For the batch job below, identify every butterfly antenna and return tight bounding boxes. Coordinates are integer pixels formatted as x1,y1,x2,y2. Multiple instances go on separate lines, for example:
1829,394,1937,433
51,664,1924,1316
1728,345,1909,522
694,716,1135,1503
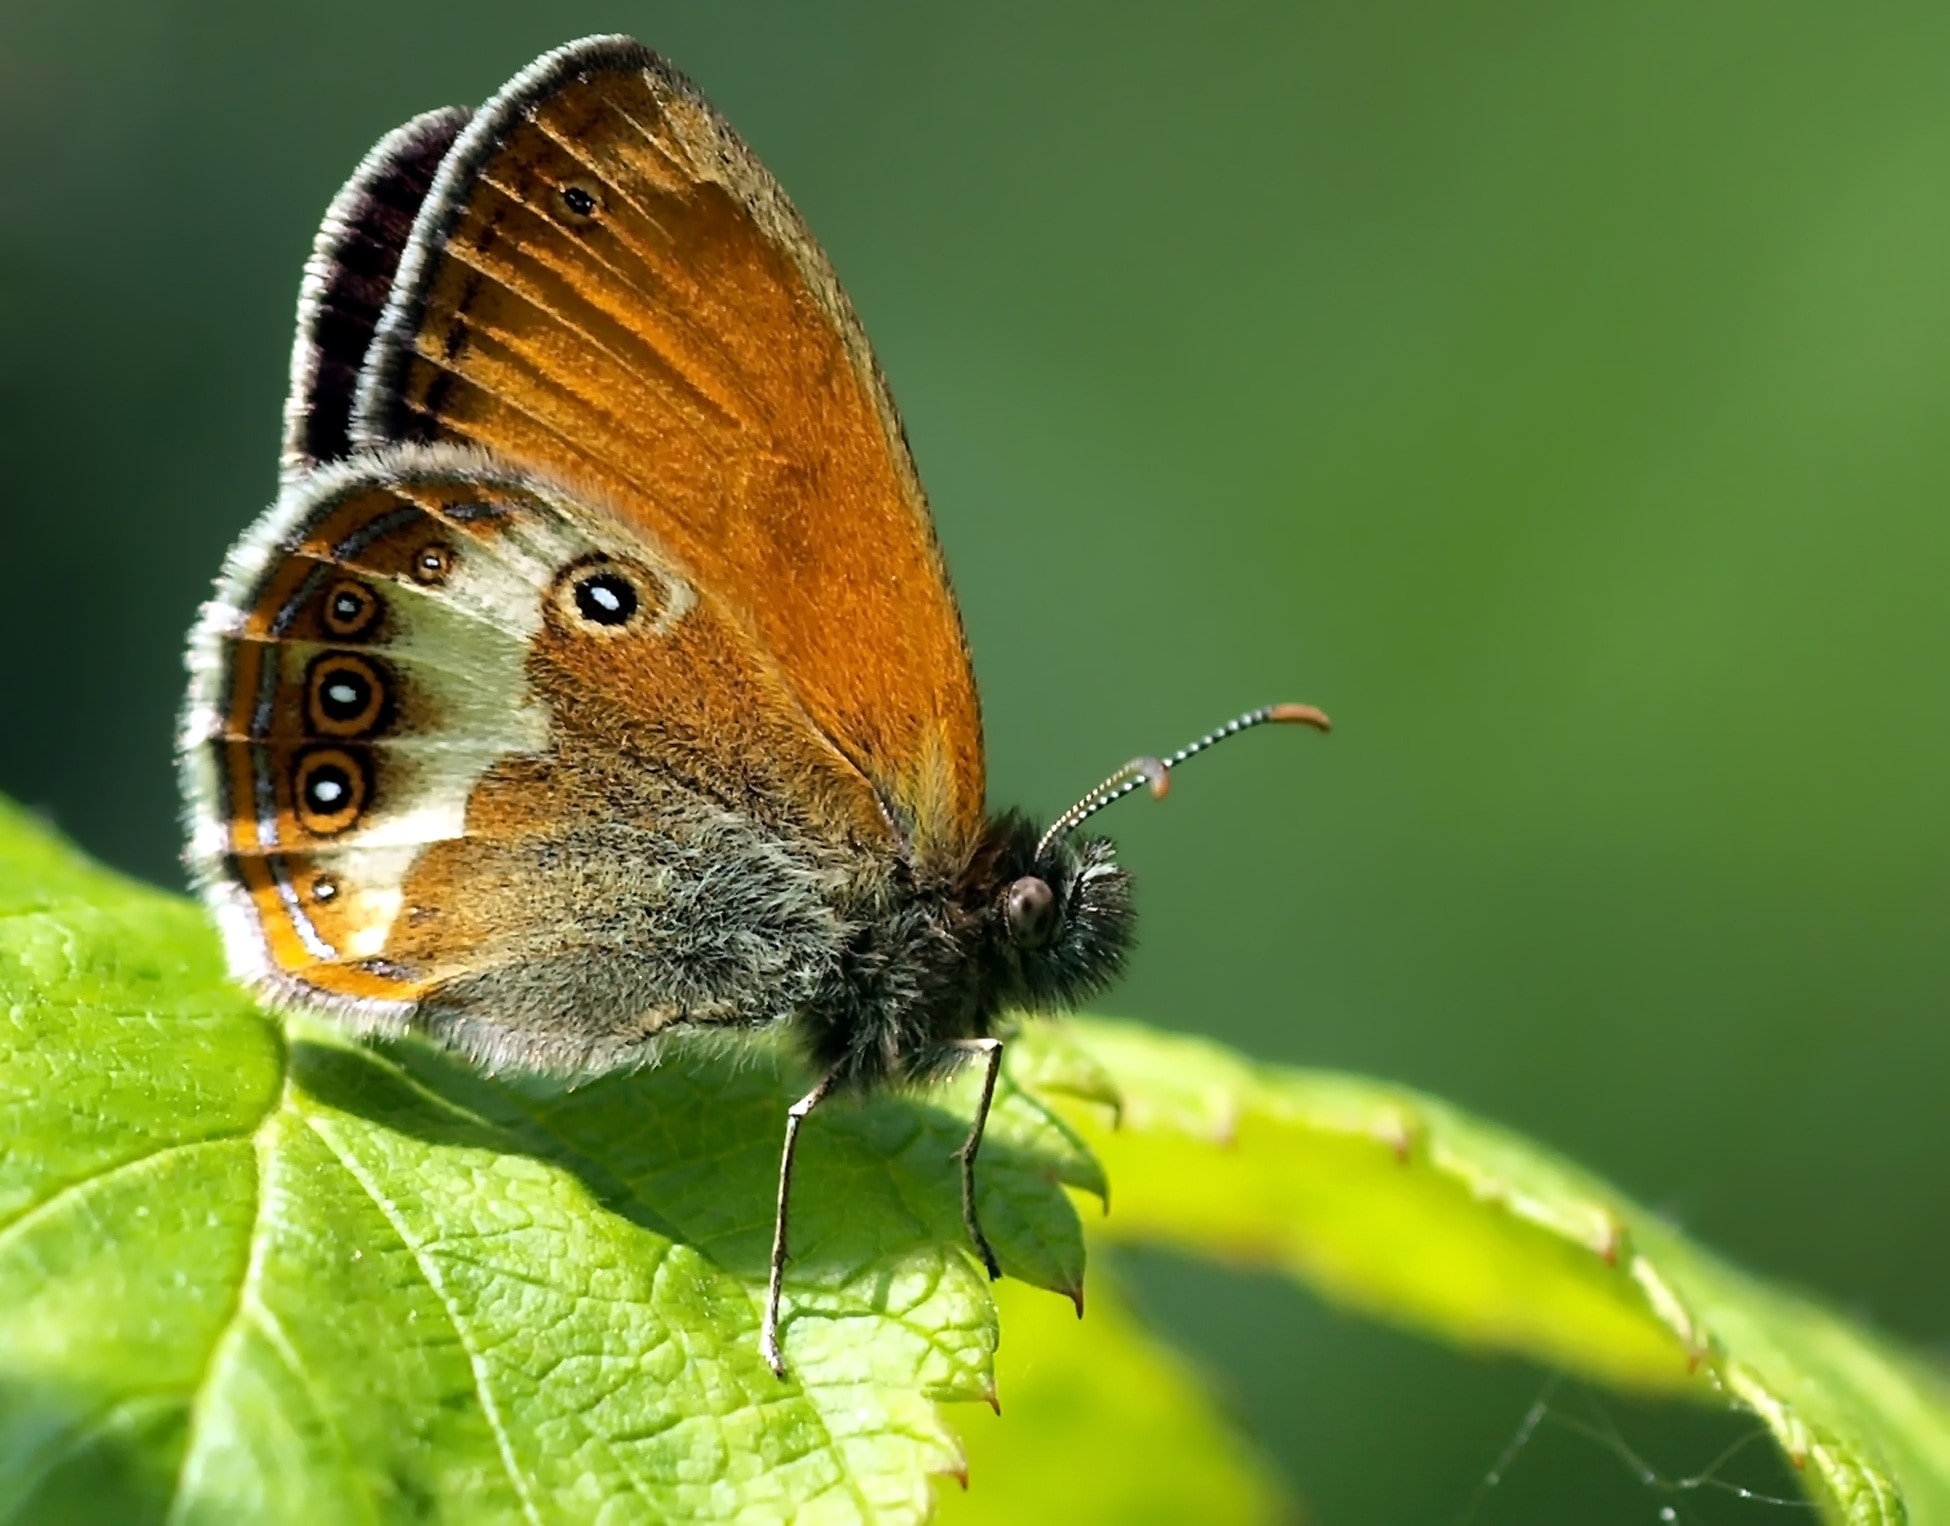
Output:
1035,702,1331,860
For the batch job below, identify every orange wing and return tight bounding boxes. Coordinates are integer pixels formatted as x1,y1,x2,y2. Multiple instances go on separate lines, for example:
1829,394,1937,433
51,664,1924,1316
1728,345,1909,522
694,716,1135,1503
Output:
351,36,984,861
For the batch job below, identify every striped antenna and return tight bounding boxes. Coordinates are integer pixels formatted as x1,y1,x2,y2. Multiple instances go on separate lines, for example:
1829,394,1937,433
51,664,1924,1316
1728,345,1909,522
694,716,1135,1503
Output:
1035,702,1331,860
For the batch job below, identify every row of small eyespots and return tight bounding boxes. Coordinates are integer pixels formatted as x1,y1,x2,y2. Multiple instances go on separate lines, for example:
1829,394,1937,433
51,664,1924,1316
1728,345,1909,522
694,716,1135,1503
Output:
282,553,443,886
288,570,411,835
299,547,457,744
238,529,462,848
307,577,395,743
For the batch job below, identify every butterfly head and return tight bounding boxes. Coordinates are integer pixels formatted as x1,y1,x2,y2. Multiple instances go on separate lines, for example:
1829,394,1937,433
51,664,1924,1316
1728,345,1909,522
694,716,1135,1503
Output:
971,817,1135,1015
970,702,1332,1017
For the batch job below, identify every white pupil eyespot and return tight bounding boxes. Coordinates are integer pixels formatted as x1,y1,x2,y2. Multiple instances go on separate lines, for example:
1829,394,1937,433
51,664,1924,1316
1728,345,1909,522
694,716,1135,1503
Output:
590,585,621,611
313,779,344,804
327,683,358,704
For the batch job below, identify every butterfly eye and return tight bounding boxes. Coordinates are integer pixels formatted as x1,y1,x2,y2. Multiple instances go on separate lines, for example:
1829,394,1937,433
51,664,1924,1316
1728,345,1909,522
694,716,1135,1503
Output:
558,178,603,221
1004,876,1057,950
411,543,455,585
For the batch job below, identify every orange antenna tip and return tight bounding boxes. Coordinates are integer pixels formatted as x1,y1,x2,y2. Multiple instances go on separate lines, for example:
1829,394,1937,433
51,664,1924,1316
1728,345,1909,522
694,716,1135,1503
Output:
1269,702,1332,733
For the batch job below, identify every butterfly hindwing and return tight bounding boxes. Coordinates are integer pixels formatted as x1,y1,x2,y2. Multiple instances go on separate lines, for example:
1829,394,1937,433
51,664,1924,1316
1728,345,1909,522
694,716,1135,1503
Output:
348,36,986,862
181,444,890,1066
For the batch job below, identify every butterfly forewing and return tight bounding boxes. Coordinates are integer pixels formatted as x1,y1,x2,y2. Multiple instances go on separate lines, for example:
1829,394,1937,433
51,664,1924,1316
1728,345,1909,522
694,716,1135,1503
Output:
350,36,985,860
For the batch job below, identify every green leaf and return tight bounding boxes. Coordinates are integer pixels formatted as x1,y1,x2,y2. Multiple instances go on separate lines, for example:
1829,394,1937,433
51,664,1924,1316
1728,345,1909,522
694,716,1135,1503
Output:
1027,1017,1950,1526
936,1265,1289,1526
0,799,1099,1524
11,794,1946,1524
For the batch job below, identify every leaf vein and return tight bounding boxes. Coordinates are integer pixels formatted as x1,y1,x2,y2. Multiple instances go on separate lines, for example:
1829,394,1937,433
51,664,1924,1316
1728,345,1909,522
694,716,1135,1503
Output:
164,1093,286,1526
304,1111,548,1526
0,1133,254,1252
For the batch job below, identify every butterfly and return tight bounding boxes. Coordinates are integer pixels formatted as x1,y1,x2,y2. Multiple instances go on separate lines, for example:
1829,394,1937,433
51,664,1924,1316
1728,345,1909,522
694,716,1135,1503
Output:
177,35,1328,1376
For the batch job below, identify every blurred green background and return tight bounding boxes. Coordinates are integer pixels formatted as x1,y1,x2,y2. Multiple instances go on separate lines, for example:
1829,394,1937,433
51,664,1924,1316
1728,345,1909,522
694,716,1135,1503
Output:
3,2,1946,1520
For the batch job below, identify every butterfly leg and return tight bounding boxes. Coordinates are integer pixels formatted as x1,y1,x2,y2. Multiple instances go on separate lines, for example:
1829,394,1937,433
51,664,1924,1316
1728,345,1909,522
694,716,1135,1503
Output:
762,1066,843,1378
949,1037,1006,1281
